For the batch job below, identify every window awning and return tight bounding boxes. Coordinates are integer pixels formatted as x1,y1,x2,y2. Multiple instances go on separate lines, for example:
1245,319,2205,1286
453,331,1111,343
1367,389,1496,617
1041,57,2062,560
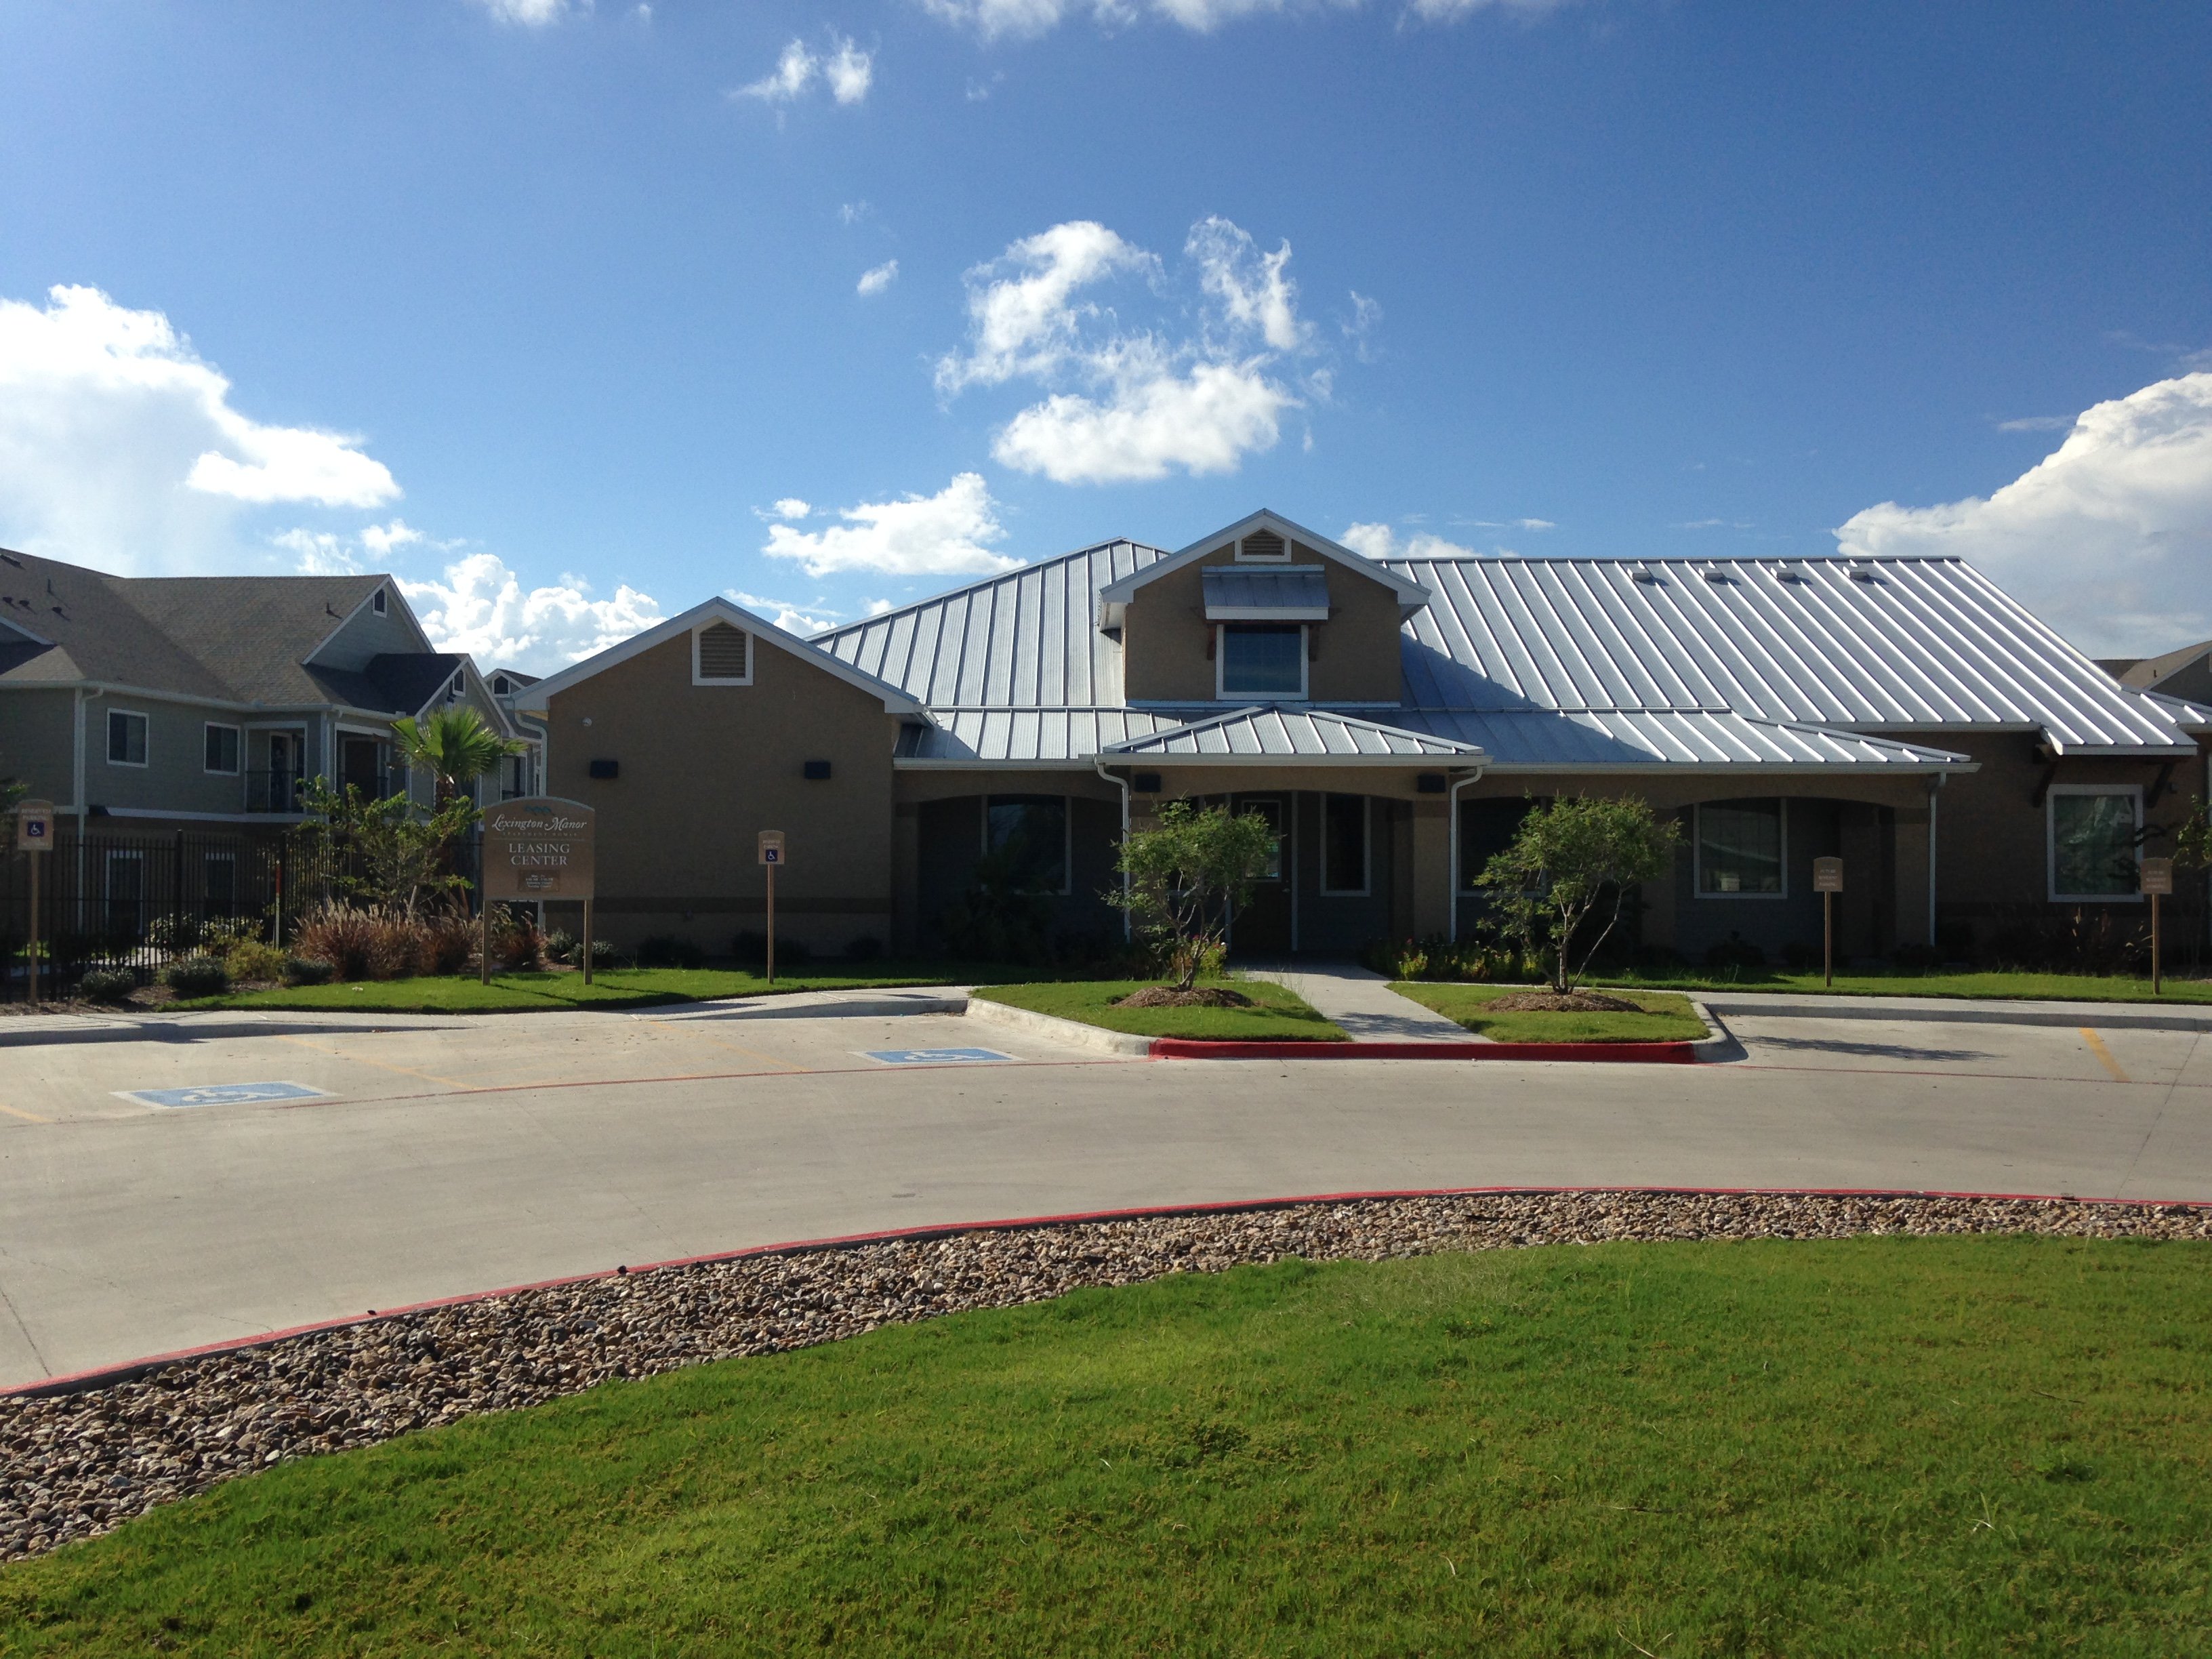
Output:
1202,565,1331,621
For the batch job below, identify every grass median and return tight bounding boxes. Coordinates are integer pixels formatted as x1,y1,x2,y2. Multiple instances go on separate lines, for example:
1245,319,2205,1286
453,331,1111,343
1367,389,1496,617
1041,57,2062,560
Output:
1391,982,1707,1043
169,963,1015,1015
973,977,1347,1042
4,1235,2206,1655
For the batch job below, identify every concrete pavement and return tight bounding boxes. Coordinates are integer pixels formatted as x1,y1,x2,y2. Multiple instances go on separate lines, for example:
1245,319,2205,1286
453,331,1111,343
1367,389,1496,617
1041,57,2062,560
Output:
0,1002,2207,1388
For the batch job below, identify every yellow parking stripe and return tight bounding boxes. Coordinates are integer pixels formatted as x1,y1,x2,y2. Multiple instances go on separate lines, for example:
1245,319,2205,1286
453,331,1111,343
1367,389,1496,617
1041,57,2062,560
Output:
0,1103,52,1124
2080,1028,2128,1084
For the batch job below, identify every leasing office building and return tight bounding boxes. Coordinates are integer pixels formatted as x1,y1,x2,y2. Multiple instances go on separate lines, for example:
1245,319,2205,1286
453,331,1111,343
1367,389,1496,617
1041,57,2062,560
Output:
514,510,2211,963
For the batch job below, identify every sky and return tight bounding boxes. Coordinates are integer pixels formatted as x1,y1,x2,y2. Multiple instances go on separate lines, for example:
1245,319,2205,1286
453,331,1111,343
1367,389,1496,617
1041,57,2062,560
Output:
0,0,2207,670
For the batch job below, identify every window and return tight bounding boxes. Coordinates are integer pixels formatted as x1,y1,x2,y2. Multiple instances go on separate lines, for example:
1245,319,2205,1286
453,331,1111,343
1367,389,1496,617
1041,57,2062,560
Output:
371,587,387,615
1696,799,1786,897
1322,793,1368,895
693,621,752,684
1218,623,1306,699
501,753,529,799
1240,799,1284,880
2050,787,2139,900
202,851,237,918
983,795,1069,894
1460,797,1549,889
106,709,148,766
1235,528,1288,562
204,723,241,775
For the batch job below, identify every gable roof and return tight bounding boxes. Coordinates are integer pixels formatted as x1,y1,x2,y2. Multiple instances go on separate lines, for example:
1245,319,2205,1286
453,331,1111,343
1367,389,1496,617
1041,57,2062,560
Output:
1094,508,1431,629
514,596,924,715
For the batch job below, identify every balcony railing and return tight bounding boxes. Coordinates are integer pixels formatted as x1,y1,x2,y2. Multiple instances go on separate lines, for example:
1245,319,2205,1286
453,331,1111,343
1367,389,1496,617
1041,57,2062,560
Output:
245,770,304,814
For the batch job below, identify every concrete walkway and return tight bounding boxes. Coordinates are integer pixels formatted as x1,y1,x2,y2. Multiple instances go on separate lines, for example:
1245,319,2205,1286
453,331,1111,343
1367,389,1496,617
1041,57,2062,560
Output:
1689,989,2212,1032
1235,960,1474,1041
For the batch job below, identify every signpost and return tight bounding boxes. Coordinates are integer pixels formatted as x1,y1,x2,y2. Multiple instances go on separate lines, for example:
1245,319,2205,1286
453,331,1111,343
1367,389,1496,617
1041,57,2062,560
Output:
2142,856,2173,995
758,830,785,985
1812,856,1844,987
483,798,598,985
14,800,53,1006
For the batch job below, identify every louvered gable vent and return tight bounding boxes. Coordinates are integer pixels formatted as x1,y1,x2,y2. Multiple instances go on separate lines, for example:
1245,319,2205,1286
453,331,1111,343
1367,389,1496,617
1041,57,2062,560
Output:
695,621,751,683
1236,528,1288,562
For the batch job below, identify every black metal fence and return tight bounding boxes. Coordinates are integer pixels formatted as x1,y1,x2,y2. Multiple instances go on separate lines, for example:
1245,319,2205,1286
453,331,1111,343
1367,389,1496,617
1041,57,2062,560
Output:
1,829,484,998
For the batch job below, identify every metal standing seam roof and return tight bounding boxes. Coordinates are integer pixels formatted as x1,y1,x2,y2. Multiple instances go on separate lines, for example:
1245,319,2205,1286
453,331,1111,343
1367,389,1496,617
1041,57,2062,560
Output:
1105,706,1487,762
1393,708,1971,771
1200,565,1333,620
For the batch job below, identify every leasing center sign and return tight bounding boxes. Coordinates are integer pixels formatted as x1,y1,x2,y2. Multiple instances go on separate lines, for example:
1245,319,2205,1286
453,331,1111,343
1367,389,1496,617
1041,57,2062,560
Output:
483,797,596,900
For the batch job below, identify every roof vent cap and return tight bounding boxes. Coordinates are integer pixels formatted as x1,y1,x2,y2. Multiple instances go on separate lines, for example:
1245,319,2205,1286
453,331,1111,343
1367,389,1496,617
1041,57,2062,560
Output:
1849,568,1885,585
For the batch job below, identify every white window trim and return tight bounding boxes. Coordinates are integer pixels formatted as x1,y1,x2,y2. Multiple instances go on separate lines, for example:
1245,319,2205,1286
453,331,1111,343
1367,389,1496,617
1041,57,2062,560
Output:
1319,793,1370,897
1233,531,1291,563
371,587,388,615
1215,623,1309,701
692,622,754,687
981,795,1073,897
1694,798,1789,900
2047,783,2144,903
203,722,243,775
106,708,150,769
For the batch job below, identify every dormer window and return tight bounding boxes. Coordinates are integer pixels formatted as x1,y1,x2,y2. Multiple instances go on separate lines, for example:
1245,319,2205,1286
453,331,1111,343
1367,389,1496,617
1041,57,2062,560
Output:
1235,528,1289,562
371,587,387,615
1218,622,1307,699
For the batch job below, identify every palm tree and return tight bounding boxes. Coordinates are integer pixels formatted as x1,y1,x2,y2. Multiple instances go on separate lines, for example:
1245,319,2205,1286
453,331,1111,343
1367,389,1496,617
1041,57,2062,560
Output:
391,707,522,808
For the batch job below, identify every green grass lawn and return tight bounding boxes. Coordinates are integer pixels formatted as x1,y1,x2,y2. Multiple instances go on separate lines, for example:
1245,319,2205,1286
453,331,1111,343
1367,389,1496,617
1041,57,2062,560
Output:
1391,981,1708,1043
1592,967,2212,1004
975,977,1347,1041
5,1235,2207,1656
171,963,1016,1015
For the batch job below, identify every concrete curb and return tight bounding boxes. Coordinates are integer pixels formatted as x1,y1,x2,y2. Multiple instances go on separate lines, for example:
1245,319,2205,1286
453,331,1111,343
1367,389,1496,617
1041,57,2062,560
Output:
8,1182,2205,1400
1151,1037,1700,1063
0,1014,464,1048
1696,994,2212,1033
1687,1000,1742,1063
964,994,1158,1056
642,989,968,1023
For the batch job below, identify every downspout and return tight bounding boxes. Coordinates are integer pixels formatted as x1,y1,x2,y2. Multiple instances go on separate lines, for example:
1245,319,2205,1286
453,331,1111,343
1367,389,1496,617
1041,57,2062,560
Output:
1927,771,1946,949
1446,766,1486,943
1092,758,1131,942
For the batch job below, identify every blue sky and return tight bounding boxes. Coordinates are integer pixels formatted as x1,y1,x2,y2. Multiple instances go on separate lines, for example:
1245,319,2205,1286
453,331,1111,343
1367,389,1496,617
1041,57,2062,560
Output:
1,0,2207,667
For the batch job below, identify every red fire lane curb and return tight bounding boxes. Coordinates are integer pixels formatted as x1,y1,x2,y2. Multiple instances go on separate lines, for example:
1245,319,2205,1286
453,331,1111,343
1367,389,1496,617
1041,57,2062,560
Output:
8,1182,2203,1401
1149,1038,1699,1062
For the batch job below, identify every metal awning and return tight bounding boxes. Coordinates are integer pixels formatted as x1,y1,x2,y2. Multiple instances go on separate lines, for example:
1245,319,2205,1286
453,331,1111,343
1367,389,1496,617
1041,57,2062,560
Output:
1201,566,1331,622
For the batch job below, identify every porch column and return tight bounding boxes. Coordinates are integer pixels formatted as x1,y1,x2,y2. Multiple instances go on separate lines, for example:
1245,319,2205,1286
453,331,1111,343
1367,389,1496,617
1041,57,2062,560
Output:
1411,799,1450,939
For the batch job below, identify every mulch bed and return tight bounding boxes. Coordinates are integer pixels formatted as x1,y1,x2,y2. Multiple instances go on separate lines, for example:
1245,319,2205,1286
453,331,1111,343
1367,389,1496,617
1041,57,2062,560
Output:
1483,989,1646,1013
1113,985,1255,1009
3,1190,2206,1563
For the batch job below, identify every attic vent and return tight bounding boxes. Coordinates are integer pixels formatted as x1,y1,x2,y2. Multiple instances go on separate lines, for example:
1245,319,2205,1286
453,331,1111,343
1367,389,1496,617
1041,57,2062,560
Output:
372,588,386,615
1236,529,1288,562
1778,571,1810,585
1849,569,1885,586
1703,571,1736,585
694,621,752,684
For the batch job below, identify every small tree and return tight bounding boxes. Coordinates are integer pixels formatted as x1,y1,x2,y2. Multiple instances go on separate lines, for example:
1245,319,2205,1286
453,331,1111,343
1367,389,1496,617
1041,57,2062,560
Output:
391,707,522,806
294,779,480,919
1477,795,1680,993
1111,800,1276,991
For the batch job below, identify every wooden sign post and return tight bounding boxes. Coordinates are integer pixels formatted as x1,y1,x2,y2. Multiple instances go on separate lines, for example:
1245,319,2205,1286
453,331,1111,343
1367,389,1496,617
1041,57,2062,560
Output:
15,800,53,1007
2142,857,2173,995
1812,856,1844,987
483,798,598,985
758,830,785,985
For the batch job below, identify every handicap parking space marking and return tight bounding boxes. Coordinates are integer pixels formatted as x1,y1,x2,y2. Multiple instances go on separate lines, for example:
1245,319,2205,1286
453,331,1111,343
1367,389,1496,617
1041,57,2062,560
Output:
860,1047,1016,1067
117,1081,335,1111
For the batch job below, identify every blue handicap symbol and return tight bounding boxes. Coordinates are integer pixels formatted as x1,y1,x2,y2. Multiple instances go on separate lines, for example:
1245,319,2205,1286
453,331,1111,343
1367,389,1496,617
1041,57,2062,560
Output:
122,1081,331,1110
862,1048,1015,1067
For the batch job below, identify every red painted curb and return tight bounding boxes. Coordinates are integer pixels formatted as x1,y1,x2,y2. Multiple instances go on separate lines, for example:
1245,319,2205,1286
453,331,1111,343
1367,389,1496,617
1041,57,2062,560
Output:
7,1182,2203,1401
1149,1038,1699,1062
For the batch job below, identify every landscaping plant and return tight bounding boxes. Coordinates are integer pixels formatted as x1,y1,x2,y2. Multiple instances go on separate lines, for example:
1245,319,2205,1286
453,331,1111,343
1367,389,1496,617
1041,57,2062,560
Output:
292,779,479,921
388,705,523,808
1475,794,1679,996
1110,800,1275,991
159,956,230,999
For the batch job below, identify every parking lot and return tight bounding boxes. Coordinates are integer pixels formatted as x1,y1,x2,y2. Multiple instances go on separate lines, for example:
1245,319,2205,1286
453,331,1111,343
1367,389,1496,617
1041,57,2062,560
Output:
1,1002,2206,1388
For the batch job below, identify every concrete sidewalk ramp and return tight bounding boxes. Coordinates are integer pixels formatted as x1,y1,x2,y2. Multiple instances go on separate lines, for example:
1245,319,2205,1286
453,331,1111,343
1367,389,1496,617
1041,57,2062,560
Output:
1235,962,1475,1042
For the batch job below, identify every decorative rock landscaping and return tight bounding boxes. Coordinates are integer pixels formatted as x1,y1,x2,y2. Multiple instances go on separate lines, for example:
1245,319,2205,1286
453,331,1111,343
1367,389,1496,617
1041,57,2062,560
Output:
4,1189,2207,1563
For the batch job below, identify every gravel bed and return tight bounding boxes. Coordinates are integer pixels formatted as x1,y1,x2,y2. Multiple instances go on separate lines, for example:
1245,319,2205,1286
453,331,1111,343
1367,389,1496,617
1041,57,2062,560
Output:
5,1189,2207,1563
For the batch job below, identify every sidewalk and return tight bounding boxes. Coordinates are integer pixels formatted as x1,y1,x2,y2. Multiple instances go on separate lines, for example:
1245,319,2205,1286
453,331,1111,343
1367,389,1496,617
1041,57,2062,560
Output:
1690,988,2212,1033
1235,961,1475,1042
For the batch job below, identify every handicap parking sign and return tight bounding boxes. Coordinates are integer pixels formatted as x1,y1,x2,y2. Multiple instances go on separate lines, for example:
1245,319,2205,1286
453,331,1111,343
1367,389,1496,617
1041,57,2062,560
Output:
861,1048,1014,1067
119,1081,333,1110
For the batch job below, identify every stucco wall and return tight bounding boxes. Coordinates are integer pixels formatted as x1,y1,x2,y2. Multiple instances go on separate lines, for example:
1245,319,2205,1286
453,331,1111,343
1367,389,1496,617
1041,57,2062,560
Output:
542,629,903,956
1121,542,1406,704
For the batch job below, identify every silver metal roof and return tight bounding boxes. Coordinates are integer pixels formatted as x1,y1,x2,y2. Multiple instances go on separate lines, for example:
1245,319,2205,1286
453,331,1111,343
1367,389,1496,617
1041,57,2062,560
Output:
1106,706,1485,763
1395,555,2192,755
813,535,2192,770
1202,565,1332,621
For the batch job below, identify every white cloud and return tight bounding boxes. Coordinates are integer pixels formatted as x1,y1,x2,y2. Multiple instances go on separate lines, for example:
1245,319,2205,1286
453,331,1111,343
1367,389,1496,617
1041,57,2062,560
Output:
470,0,581,24
729,589,840,635
937,217,1324,485
1835,373,2212,657
761,472,1017,577
0,283,399,575
857,260,900,297
737,35,872,106
272,529,365,577
360,519,424,556
1341,523,1478,560
840,201,871,225
401,552,664,672
1996,415,2073,433
924,0,1568,37
771,497,813,520
1406,0,1576,20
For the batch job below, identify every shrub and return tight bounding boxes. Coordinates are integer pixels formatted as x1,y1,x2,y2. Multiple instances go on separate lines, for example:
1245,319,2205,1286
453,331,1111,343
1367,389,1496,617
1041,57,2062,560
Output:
284,956,334,987
845,935,883,962
421,912,476,976
1361,936,1531,983
1890,941,1943,972
1781,940,1820,972
637,935,705,970
161,956,230,999
78,967,137,1004
293,903,380,981
587,938,619,968
367,914,425,980
543,928,578,965
225,940,289,984
731,931,808,968
1704,934,1766,971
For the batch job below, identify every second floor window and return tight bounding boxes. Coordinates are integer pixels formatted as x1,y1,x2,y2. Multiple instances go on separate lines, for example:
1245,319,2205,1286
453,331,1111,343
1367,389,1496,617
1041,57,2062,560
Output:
204,724,241,775
1218,623,1305,699
107,709,148,766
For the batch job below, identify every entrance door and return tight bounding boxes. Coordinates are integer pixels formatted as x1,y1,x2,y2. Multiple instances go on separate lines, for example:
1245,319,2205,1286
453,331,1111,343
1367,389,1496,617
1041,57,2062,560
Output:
1227,796,1291,954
